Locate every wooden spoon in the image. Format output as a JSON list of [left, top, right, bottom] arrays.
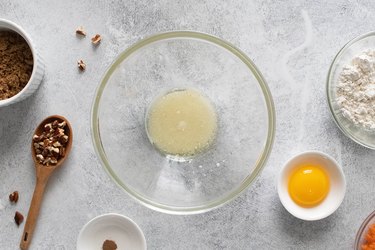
[[20, 115, 73, 250]]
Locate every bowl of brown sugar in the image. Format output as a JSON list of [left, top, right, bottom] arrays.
[[0, 19, 44, 107]]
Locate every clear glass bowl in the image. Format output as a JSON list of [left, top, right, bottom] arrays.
[[327, 32, 375, 149], [355, 210, 375, 249], [91, 31, 275, 214]]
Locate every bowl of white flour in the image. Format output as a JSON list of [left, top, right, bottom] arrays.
[[327, 31, 375, 149]]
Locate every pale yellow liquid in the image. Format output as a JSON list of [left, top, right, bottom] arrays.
[[147, 89, 217, 157]]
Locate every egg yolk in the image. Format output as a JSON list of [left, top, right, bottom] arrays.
[[288, 164, 330, 207]]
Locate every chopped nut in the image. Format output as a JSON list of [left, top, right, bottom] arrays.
[[77, 59, 86, 71], [52, 120, 59, 128], [53, 129, 60, 137], [33, 134, 40, 142], [34, 134, 45, 142], [36, 154, 44, 162], [60, 135, 69, 144], [43, 139, 50, 147], [44, 123, 52, 131], [75, 26, 86, 36], [50, 147, 59, 156], [14, 211, 24, 226], [53, 128, 65, 138], [32, 119, 69, 166], [43, 157, 51, 165], [91, 34, 101, 45], [42, 148, 49, 157], [50, 157, 58, 165], [58, 128, 65, 136], [58, 121, 66, 128], [59, 147, 65, 157], [9, 191, 19, 203]]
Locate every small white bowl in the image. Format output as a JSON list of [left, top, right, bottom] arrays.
[[77, 213, 147, 250], [277, 151, 346, 221], [0, 19, 44, 107]]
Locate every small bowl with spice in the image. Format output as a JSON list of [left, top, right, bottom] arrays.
[[327, 32, 375, 149], [277, 151, 346, 221], [355, 210, 375, 250], [77, 213, 147, 250], [0, 18, 44, 107]]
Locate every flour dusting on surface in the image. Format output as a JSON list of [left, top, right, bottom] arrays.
[[0, 199, 5, 211]]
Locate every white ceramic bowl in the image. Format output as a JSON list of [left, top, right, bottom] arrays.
[[277, 151, 346, 221], [0, 19, 44, 107], [77, 213, 147, 250]]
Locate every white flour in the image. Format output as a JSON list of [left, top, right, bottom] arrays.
[[336, 49, 375, 129]]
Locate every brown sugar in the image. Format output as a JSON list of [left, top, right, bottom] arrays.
[[0, 31, 33, 100]]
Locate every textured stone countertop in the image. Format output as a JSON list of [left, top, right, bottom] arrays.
[[1, 1, 375, 249]]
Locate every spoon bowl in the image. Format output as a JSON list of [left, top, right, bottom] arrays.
[[20, 115, 72, 250], [30, 115, 73, 169]]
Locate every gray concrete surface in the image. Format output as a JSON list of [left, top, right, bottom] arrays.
[[1, 1, 375, 249]]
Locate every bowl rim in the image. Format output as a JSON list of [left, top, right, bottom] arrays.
[[0, 18, 40, 107], [355, 210, 375, 249], [76, 213, 147, 250], [277, 150, 346, 221], [326, 31, 375, 149], [91, 30, 276, 214]]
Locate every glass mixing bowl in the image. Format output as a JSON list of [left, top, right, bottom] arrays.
[[327, 32, 375, 149], [91, 31, 275, 214]]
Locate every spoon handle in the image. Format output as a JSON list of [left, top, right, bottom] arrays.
[[20, 177, 48, 250]]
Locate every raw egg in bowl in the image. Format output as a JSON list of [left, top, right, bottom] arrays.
[[278, 151, 346, 221]]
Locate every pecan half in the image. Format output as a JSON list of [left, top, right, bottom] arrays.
[[14, 211, 24, 226], [77, 59, 86, 71], [9, 191, 19, 203], [75, 26, 86, 36], [91, 34, 101, 45]]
